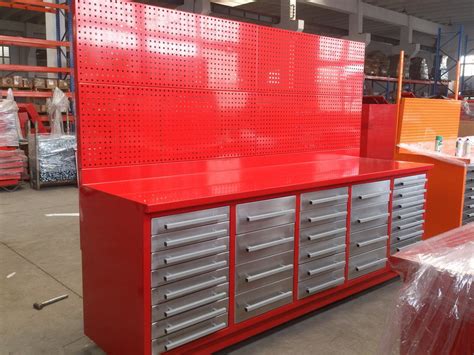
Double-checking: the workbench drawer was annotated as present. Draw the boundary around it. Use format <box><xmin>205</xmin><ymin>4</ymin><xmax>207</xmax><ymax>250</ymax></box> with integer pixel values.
<box><xmin>349</xmin><ymin>224</ymin><xmax>388</xmax><ymax>257</ymax></box>
<box><xmin>236</xmin><ymin>196</ymin><xmax>296</xmax><ymax>234</ymax></box>
<box><xmin>300</xmin><ymin>204</ymin><xmax>348</xmax><ymax>230</ymax></box>
<box><xmin>152</xmin><ymin>267</ymin><xmax>228</xmax><ymax>304</ymax></box>
<box><xmin>152</xmin><ymin>314</ymin><xmax>228</xmax><ymax>354</ymax></box>
<box><xmin>391</xmin><ymin>215</ymin><xmax>424</xmax><ymax>233</ymax></box>
<box><xmin>299</xmin><ymin>219</ymin><xmax>347</xmax><ymax>247</ymax></box>
<box><xmin>391</xmin><ymin>205</ymin><xmax>425</xmax><ymax>221</ymax></box>
<box><xmin>235</xmin><ymin>277</ymin><xmax>292</xmax><ymax>323</ymax></box>
<box><xmin>392</xmin><ymin>195</ymin><xmax>426</xmax><ymax>210</ymax></box>
<box><xmin>352</xmin><ymin>180</ymin><xmax>390</xmax><ymax>208</ymax></box>
<box><xmin>151</xmin><ymin>237</ymin><xmax>229</xmax><ymax>269</ymax></box>
<box><xmin>298</xmin><ymin>267</ymin><xmax>345</xmax><ymax>299</ymax></box>
<box><xmin>235</xmin><ymin>251</ymin><xmax>293</xmax><ymax>295</ymax></box>
<box><xmin>152</xmin><ymin>298</ymin><xmax>228</xmax><ymax>338</ymax></box>
<box><xmin>235</xmin><ymin>224</ymin><xmax>294</xmax><ymax>266</ymax></box>
<box><xmin>152</xmin><ymin>207</ymin><xmax>229</xmax><ymax>235</ymax></box>
<box><xmin>152</xmin><ymin>282</ymin><xmax>228</xmax><ymax>321</ymax></box>
<box><xmin>152</xmin><ymin>222</ymin><xmax>229</xmax><ymax>252</ymax></box>
<box><xmin>391</xmin><ymin>225</ymin><xmax>424</xmax><ymax>245</ymax></box>
<box><xmin>152</xmin><ymin>252</ymin><xmax>229</xmax><ymax>286</ymax></box>
<box><xmin>350</xmin><ymin>203</ymin><xmax>389</xmax><ymax>233</ymax></box>
<box><xmin>392</xmin><ymin>185</ymin><xmax>426</xmax><ymax>201</ymax></box>
<box><xmin>300</xmin><ymin>187</ymin><xmax>348</xmax><ymax>211</ymax></box>
<box><xmin>394</xmin><ymin>174</ymin><xmax>427</xmax><ymax>189</ymax></box>
<box><xmin>348</xmin><ymin>247</ymin><xmax>387</xmax><ymax>280</ymax></box>
<box><xmin>298</xmin><ymin>252</ymin><xmax>345</xmax><ymax>282</ymax></box>
<box><xmin>299</xmin><ymin>236</ymin><xmax>346</xmax><ymax>263</ymax></box>
<box><xmin>390</xmin><ymin>236</ymin><xmax>422</xmax><ymax>255</ymax></box>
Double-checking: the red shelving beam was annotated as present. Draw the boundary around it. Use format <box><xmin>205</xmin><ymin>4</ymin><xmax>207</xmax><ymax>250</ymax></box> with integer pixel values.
<box><xmin>0</xmin><ymin>35</ymin><xmax>69</xmax><ymax>49</ymax></box>
<box><xmin>0</xmin><ymin>0</ymin><xmax>68</xmax><ymax>13</ymax></box>
<box><xmin>0</xmin><ymin>64</ymin><xmax>71</xmax><ymax>73</ymax></box>
<box><xmin>0</xmin><ymin>90</ymin><xmax>73</xmax><ymax>98</ymax></box>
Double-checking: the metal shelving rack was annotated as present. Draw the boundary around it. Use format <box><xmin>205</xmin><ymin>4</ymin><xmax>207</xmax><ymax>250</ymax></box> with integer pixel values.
<box><xmin>461</xmin><ymin>35</ymin><xmax>474</xmax><ymax>98</ymax></box>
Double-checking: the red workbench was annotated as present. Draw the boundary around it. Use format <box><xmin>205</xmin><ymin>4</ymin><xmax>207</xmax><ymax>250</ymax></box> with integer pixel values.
<box><xmin>386</xmin><ymin>225</ymin><xmax>474</xmax><ymax>354</ymax></box>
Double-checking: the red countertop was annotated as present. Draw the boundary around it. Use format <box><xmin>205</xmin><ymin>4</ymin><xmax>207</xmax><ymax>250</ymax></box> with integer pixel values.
<box><xmin>82</xmin><ymin>154</ymin><xmax>432</xmax><ymax>213</ymax></box>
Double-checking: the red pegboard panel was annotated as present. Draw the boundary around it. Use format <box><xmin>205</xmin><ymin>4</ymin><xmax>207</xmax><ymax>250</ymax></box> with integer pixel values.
<box><xmin>75</xmin><ymin>0</ymin><xmax>365</xmax><ymax>169</ymax></box>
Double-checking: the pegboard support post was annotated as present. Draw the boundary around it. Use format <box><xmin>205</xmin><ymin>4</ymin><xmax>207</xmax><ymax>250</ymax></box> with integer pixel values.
<box><xmin>178</xmin><ymin>0</ymin><xmax>211</xmax><ymax>15</ymax></box>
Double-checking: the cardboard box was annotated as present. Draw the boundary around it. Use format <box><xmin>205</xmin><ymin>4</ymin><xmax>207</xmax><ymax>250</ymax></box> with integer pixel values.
<box><xmin>33</xmin><ymin>78</ymin><xmax>46</xmax><ymax>89</ymax></box>
<box><xmin>46</xmin><ymin>79</ymin><xmax>58</xmax><ymax>90</ymax></box>
<box><xmin>13</xmin><ymin>76</ymin><xmax>22</xmax><ymax>88</ymax></box>
<box><xmin>22</xmin><ymin>78</ymin><xmax>33</xmax><ymax>89</ymax></box>
<box><xmin>1</xmin><ymin>77</ymin><xmax>14</xmax><ymax>87</ymax></box>
<box><xmin>58</xmin><ymin>80</ymin><xmax>69</xmax><ymax>90</ymax></box>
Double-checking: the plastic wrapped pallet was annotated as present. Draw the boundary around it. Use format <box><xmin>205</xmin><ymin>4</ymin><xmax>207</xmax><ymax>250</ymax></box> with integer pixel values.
<box><xmin>47</xmin><ymin>87</ymin><xmax>69</xmax><ymax>136</ymax></box>
<box><xmin>0</xmin><ymin>89</ymin><xmax>22</xmax><ymax>146</ymax></box>
<box><xmin>380</xmin><ymin>225</ymin><xmax>474</xmax><ymax>354</ymax></box>
<box><xmin>364</xmin><ymin>51</ymin><xmax>389</xmax><ymax>76</ymax></box>
<box><xmin>388</xmin><ymin>54</ymin><xmax>410</xmax><ymax>79</ymax></box>
<box><xmin>409</xmin><ymin>57</ymin><xmax>429</xmax><ymax>80</ymax></box>
<box><xmin>33</xmin><ymin>134</ymin><xmax>77</xmax><ymax>185</ymax></box>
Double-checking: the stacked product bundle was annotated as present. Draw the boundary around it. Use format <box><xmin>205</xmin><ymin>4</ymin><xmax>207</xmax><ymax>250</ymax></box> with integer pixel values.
<box><xmin>0</xmin><ymin>89</ymin><xmax>24</xmax><ymax>188</ymax></box>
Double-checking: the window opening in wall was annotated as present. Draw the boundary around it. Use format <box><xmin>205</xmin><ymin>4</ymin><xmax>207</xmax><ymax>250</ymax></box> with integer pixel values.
<box><xmin>0</xmin><ymin>46</ymin><xmax>10</xmax><ymax>64</ymax></box>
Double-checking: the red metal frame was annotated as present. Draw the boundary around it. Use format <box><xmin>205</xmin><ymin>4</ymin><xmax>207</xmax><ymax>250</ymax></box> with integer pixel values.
<box><xmin>0</xmin><ymin>64</ymin><xmax>71</xmax><ymax>73</ymax></box>
<box><xmin>0</xmin><ymin>0</ymin><xmax>68</xmax><ymax>13</ymax></box>
<box><xmin>0</xmin><ymin>90</ymin><xmax>73</xmax><ymax>98</ymax></box>
<box><xmin>0</xmin><ymin>35</ymin><xmax>69</xmax><ymax>49</ymax></box>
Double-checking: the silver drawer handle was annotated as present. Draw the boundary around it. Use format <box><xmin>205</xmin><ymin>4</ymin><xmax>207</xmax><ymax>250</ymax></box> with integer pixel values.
<box><xmin>164</xmin><ymin>292</ymin><xmax>228</xmax><ymax>318</ymax></box>
<box><xmin>165</xmin><ymin>307</ymin><xmax>227</xmax><ymax>335</ymax></box>
<box><xmin>397</xmin><ymin>189</ymin><xmax>426</xmax><ymax>198</ymax></box>
<box><xmin>467</xmin><ymin>212</ymin><xmax>474</xmax><ymax>218</ymax></box>
<box><xmin>357</xmin><ymin>213</ymin><xmax>389</xmax><ymax>224</ymax></box>
<box><xmin>306</xmin><ymin>277</ymin><xmax>345</xmax><ymax>295</ymax></box>
<box><xmin>308</xmin><ymin>211</ymin><xmax>347</xmax><ymax>223</ymax></box>
<box><xmin>164</xmin><ymin>276</ymin><xmax>228</xmax><ymax>300</ymax></box>
<box><xmin>357</xmin><ymin>191</ymin><xmax>388</xmax><ymax>200</ymax></box>
<box><xmin>164</xmin><ymin>214</ymin><xmax>228</xmax><ymax>230</ymax></box>
<box><xmin>397</xmin><ymin>230</ymin><xmax>423</xmax><ymax>241</ymax></box>
<box><xmin>307</xmin><ymin>227</ymin><xmax>347</xmax><ymax>242</ymax></box>
<box><xmin>396</xmin><ymin>243</ymin><xmax>420</xmax><ymax>252</ymax></box>
<box><xmin>397</xmin><ymin>220</ymin><xmax>424</xmax><ymax>230</ymax></box>
<box><xmin>244</xmin><ymin>291</ymin><xmax>292</xmax><ymax>312</ymax></box>
<box><xmin>245</xmin><ymin>264</ymin><xmax>293</xmax><ymax>283</ymax></box>
<box><xmin>246</xmin><ymin>236</ymin><xmax>293</xmax><ymax>252</ymax></box>
<box><xmin>307</xmin><ymin>261</ymin><xmax>346</xmax><ymax>276</ymax></box>
<box><xmin>469</xmin><ymin>196</ymin><xmax>474</xmax><ymax>200</ymax></box>
<box><xmin>398</xmin><ymin>200</ymin><xmax>425</xmax><ymax>209</ymax></box>
<box><xmin>165</xmin><ymin>321</ymin><xmax>227</xmax><ymax>351</ymax></box>
<box><xmin>400</xmin><ymin>178</ymin><xmax>427</xmax><ymax>186</ymax></box>
<box><xmin>164</xmin><ymin>245</ymin><xmax>227</xmax><ymax>265</ymax></box>
<box><xmin>307</xmin><ymin>244</ymin><xmax>346</xmax><ymax>259</ymax></box>
<box><xmin>397</xmin><ymin>209</ymin><xmax>425</xmax><ymax>220</ymax></box>
<box><xmin>164</xmin><ymin>229</ymin><xmax>228</xmax><ymax>248</ymax></box>
<box><xmin>355</xmin><ymin>258</ymin><xmax>387</xmax><ymax>271</ymax></box>
<box><xmin>309</xmin><ymin>194</ymin><xmax>348</xmax><ymax>205</ymax></box>
<box><xmin>356</xmin><ymin>235</ymin><xmax>388</xmax><ymax>247</ymax></box>
<box><xmin>467</xmin><ymin>204</ymin><xmax>474</xmax><ymax>209</ymax></box>
<box><xmin>246</xmin><ymin>209</ymin><xmax>294</xmax><ymax>222</ymax></box>
<box><xmin>164</xmin><ymin>260</ymin><xmax>228</xmax><ymax>282</ymax></box>
<box><xmin>468</xmin><ymin>187</ymin><xmax>474</xmax><ymax>191</ymax></box>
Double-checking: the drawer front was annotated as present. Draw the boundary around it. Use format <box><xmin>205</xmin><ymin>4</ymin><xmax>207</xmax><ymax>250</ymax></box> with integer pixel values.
<box><xmin>301</xmin><ymin>187</ymin><xmax>349</xmax><ymax>211</ymax></box>
<box><xmin>350</xmin><ymin>224</ymin><xmax>388</xmax><ymax>257</ymax></box>
<box><xmin>298</xmin><ymin>267</ymin><xmax>345</xmax><ymax>299</ymax></box>
<box><xmin>236</xmin><ymin>196</ymin><xmax>296</xmax><ymax>234</ymax></box>
<box><xmin>392</xmin><ymin>195</ymin><xmax>426</xmax><ymax>210</ymax></box>
<box><xmin>298</xmin><ymin>252</ymin><xmax>346</xmax><ymax>282</ymax></box>
<box><xmin>394</xmin><ymin>174</ymin><xmax>427</xmax><ymax>189</ymax></box>
<box><xmin>299</xmin><ymin>219</ymin><xmax>347</xmax><ymax>247</ymax></box>
<box><xmin>152</xmin><ymin>222</ymin><xmax>229</xmax><ymax>252</ymax></box>
<box><xmin>300</xmin><ymin>205</ymin><xmax>348</xmax><ymax>230</ymax></box>
<box><xmin>235</xmin><ymin>224</ymin><xmax>294</xmax><ymax>266</ymax></box>
<box><xmin>391</xmin><ymin>215</ymin><xmax>424</xmax><ymax>233</ymax></box>
<box><xmin>152</xmin><ymin>252</ymin><xmax>229</xmax><ymax>287</ymax></box>
<box><xmin>152</xmin><ymin>298</ymin><xmax>228</xmax><ymax>339</ymax></box>
<box><xmin>152</xmin><ymin>207</ymin><xmax>229</xmax><ymax>235</ymax></box>
<box><xmin>391</xmin><ymin>225</ymin><xmax>424</xmax><ymax>245</ymax></box>
<box><xmin>235</xmin><ymin>277</ymin><xmax>292</xmax><ymax>323</ymax></box>
<box><xmin>299</xmin><ymin>236</ymin><xmax>346</xmax><ymax>263</ymax></box>
<box><xmin>348</xmin><ymin>247</ymin><xmax>387</xmax><ymax>280</ymax></box>
<box><xmin>151</xmin><ymin>237</ymin><xmax>229</xmax><ymax>269</ymax></box>
<box><xmin>152</xmin><ymin>314</ymin><xmax>228</xmax><ymax>354</ymax></box>
<box><xmin>152</xmin><ymin>283</ymin><xmax>228</xmax><ymax>321</ymax></box>
<box><xmin>235</xmin><ymin>251</ymin><xmax>293</xmax><ymax>295</ymax></box>
<box><xmin>352</xmin><ymin>180</ymin><xmax>390</xmax><ymax>208</ymax></box>
<box><xmin>392</xmin><ymin>185</ymin><xmax>426</xmax><ymax>201</ymax></box>
<box><xmin>391</xmin><ymin>205</ymin><xmax>425</xmax><ymax>221</ymax></box>
<box><xmin>152</xmin><ymin>268</ymin><xmax>228</xmax><ymax>304</ymax></box>
<box><xmin>390</xmin><ymin>236</ymin><xmax>422</xmax><ymax>255</ymax></box>
<box><xmin>350</xmin><ymin>203</ymin><xmax>389</xmax><ymax>233</ymax></box>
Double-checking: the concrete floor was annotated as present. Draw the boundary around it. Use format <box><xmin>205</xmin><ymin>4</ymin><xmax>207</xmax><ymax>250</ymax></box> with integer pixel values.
<box><xmin>0</xmin><ymin>185</ymin><xmax>401</xmax><ymax>355</ymax></box>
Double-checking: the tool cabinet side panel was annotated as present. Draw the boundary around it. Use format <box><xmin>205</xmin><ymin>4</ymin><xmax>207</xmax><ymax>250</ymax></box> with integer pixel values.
<box><xmin>80</xmin><ymin>186</ymin><xmax>148</xmax><ymax>355</ymax></box>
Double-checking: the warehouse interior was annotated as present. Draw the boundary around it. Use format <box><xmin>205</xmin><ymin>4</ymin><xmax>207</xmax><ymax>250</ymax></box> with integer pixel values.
<box><xmin>1</xmin><ymin>0</ymin><xmax>473</xmax><ymax>354</ymax></box>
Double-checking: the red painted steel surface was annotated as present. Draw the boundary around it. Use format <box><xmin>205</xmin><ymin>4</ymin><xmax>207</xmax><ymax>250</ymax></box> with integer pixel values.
<box><xmin>74</xmin><ymin>0</ymin><xmax>364</xmax><ymax>174</ymax></box>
